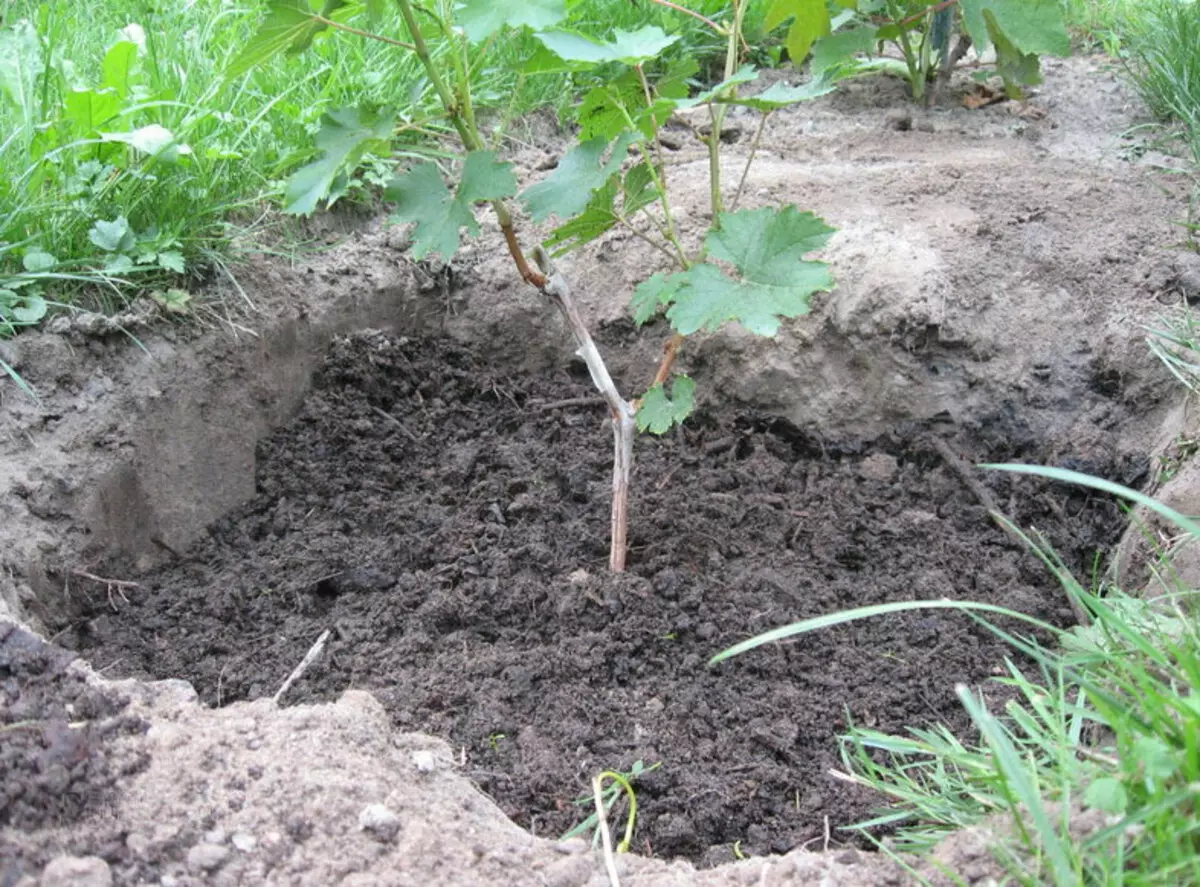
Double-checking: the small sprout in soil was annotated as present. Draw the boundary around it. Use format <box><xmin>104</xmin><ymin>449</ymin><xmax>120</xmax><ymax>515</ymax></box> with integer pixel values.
<box><xmin>562</xmin><ymin>760</ymin><xmax>661</xmax><ymax>852</ymax></box>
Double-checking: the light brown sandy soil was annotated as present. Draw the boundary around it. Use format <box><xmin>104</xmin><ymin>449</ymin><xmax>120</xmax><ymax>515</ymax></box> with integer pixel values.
<box><xmin>2</xmin><ymin>56</ymin><xmax>1198</xmax><ymax>884</ymax></box>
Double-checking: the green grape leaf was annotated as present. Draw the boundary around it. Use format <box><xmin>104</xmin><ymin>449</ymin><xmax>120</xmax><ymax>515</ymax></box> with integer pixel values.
<box><xmin>1082</xmin><ymin>777</ymin><xmax>1127</xmax><ymax>815</ymax></box>
<box><xmin>637</xmin><ymin>376</ymin><xmax>696</xmax><ymax>434</ymax></box>
<box><xmin>811</xmin><ymin>26</ymin><xmax>878</xmax><ymax>74</ymax></box>
<box><xmin>577</xmin><ymin>58</ymin><xmax>697</xmax><ymax>141</ymax></box>
<box><xmin>646</xmin><ymin>207</ymin><xmax>835</xmax><ymax>336</ymax></box>
<box><xmin>729</xmin><ymin>75</ymin><xmax>839</xmax><ymax>110</ymax></box>
<box><xmin>227</xmin><ymin>0</ymin><xmax>346</xmax><ymax>79</ymax></box>
<box><xmin>986</xmin><ymin>11</ymin><xmax>1041</xmax><ymax>97</ymax></box>
<box><xmin>542</xmin><ymin>179</ymin><xmax>619</xmax><ymax>255</ymax></box>
<box><xmin>765</xmin><ymin>0</ymin><xmax>831</xmax><ymax>65</ymax></box>
<box><xmin>622</xmin><ymin>160</ymin><xmax>659</xmax><ymax>216</ymax></box>
<box><xmin>959</xmin><ymin>0</ymin><xmax>1069</xmax><ymax>56</ymax></box>
<box><xmin>520</xmin><ymin>131</ymin><xmax>636</xmax><ymax>223</ymax></box>
<box><xmin>89</xmin><ymin>216</ymin><xmax>136</xmax><ymax>253</ymax></box>
<box><xmin>631</xmin><ymin>271</ymin><xmax>685</xmax><ymax>326</ymax></box>
<box><xmin>284</xmin><ymin>105</ymin><xmax>396</xmax><ymax>215</ymax></box>
<box><xmin>673</xmin><ymin>65</ymin><xmax>759</xmax><ymax>109</ymax></box>
<box><xmin>386</xmin><ymin>151</ymin><xmax>517</xmax><ymax>260</ymax></box>
<box><xmin>457</xmin><ymin>0</ymin><xmax>567</xmax><ymax>43</ymax></box>
<box><xmin>535</xmin><ymin>26</ymin><xmax>678</xmax><ymax>66</ymax></box>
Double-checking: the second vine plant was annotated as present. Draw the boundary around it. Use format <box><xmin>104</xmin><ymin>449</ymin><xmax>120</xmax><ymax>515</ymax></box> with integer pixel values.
<box><xmin>236</xmin><ymin>0</ymin><xmax>840</xmax><ymax>572</ymax></box>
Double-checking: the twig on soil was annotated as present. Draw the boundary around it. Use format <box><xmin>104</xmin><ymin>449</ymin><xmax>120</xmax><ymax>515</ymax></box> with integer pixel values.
<box><xmin>273</xmin><ymin>629</ymin><xmax>332</xmax><ymax>704</ymax></box>
<box><xmin>531</xmin><ymin>396</ymin><xmax>603</xmax><ymax>413</ymax></box>
<box><xmin>370</xmin><ymin>406</ymin><xmax>421</xmax><ymax>444</ymax></box>
<box><xmin>593</xmin><ymin>774</ymin><xmax>622</xmax><ymax>887</ymax></box>
<box><xmin>930</xmin><ymin>437</ymin><xmax>1004</xmax><ymax>517</ymax></box>
<box><xmin>71</xmin><ymin>568</ymin><xmax>139</xmax><ymax>612</ymax></box>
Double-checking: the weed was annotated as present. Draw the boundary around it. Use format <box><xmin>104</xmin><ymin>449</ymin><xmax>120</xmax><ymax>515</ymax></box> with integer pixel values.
<box><xmin>712</xmin><ymin>466</ymin><xmax>1200</xmax><ymax>882</ymax></box>
<box><xmin>562</xmin><ymin>760</ymin><xmax>661</xmax><ymax>851</ymax></box>
<box><xmin>1122</xmin><ymin>0</ymin><xmax>1200</xmax><ymax>166</ymax></box>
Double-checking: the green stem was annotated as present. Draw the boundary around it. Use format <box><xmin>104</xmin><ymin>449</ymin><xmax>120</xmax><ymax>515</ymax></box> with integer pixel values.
<box><xmin>730</xmin><ymin>110</ymin><xmax>769</xmax><ymax>212</ymax></box>
<box><xmin>707</xmin><ymin>0</ymin><xmax>747</xmax><ymax>220</ymax></box>
<box><xmin>393</xmin><ymin>0</ymin><xmax>542</xmax><ymax>285</ymax></box>
<box><xmin>885</xmin><ymin>0</ymin><xmax>924</xmax><ymax>99</ymax></box>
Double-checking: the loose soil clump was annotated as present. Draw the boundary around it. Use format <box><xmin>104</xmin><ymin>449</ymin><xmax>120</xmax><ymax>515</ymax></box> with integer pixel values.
<box><xmin>68</xmin><ymin>330</ymin><xmax>1136</xmax><ymax>863</ymax></box>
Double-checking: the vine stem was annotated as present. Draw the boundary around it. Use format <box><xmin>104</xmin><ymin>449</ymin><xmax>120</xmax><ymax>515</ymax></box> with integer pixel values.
<box><xmin>535</xmin><ymin>248</ymin><xmax>636</xmax><ymax>574</ymax></box>
<box><xmin>394</xmin><ymin>0</ymin><xmax>546</xmax><ymax>286</ymax></box>
<box><xmin>311</xmin><ymin>14</ymin><xmax>416</xmax><ymax>50</ymax></box>
<box><xmin>730</xmin><ymin>110</ymin><xmax>769</xmax><ymax>212</ymax></box>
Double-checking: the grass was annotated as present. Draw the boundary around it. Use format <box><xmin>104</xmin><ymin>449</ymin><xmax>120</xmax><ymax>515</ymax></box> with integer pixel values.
<box><xmin>0</xmin><ymin>0</ymin><xmax>770</xmax><ymax>336</ymax></box>
<box><xmin>1120</xmin><ymin>0</ymin><xmax>1200</xmax><ymax>167</ymax></box>
<box><xmin>713</xmin><ymin>462</ymin><xmax>1200</xmax><ymax>883</ymax></box>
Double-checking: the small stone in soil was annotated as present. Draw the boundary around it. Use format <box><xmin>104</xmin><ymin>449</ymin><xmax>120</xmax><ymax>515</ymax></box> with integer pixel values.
<box><xmin>359</xmin><ymin>803</ymin><xmax>402</xmax><ymax>841</ymax></box>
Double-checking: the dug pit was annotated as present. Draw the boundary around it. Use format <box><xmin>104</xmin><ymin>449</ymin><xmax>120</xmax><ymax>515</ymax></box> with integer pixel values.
<box><xmin>69</xmin><ymin>329</ymin><xmax>1146</xmax><ymax>862</ymax></box>
<box><xmin>1</xmin><ymin>57</ymin><xmax>1195</xmax><ymax>884</ymax></box>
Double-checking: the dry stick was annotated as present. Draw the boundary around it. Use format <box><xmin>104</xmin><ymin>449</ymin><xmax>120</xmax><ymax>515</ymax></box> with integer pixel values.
<box><xmin>72</xmin><ymin>568</ymin><xmax>139</xmax><ymax>612</ymax></box>
<box><xmin>931</xmin><ymin>438</ymin><xmax>1092</xmax><ymax>628</ymax></box>
<box><xmin>370</xmin><ymin>405</ymin><xmax>421</xmax><ymax>444</ymax></box>
<box><xmin>531</xmin><ymin>397</ymin><xmax>603</xmax><ymax>413</ymax></box>
<box><xmin>593</xmin><ymin>775</ymin><xmax>623</xmax><ymax>887</ymax></box>
<box><xmin>273</xmin><ymin>629</ymin><xmax>332</xmax><ymax>705</ymax></box>
<box><xmin>534</xmin><ymin>247</ymin><xmax>636</xmax><ymax>573</ymax></box>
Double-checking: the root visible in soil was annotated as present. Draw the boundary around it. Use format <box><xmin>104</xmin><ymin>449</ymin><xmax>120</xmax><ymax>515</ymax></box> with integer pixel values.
<box><xmin>67</xmin><ymin>331</ymin><xmax>1132</xmax><ymax>863</ymax></box>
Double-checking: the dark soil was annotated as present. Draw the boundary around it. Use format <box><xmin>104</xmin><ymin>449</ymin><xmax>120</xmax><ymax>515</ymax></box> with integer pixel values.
<box><xmin>0</xmin><ymin>622</ymin><xmax>148</xmax><ymax>879</ymax></box>
<box><xmin>67</xmin><ymin>330</ymin><xmax>1134</xmax><ymax>863</ymax></box>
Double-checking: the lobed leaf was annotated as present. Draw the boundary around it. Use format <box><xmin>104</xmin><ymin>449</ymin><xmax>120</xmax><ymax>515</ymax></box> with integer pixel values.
<box><xmin>729</xmin><ymin>75</ymin><xmax>839</xmax><ymax>110</ymax></box>
<box><xmin>457</xmin><ymin>0</ymin><xmax>567</xmax><ymax>43</ymax></box>
<box><xmin>766</xmin><ymin>0</ymin><xmax>831</xmax><ymax>66</ymax></box>
<box><xmin>227</xmin><ymin>0</ymin><xmax>346</xmax><ymax>79</ymax></box>
<box><xmin>542</xmin><ymin>160</ymin><xmax>661</xmax><ymax>256</ymax></box>
<box><xmin>386</xmin><ymin>151</ymin><xmax>517</xmax><ymax>260</ymax></box>
<box><xmin>285</xmin><ymin>105</ymin><xmax>396</xmax><ymax>215</ymax></box>
<box><xmin>637</xmin><ymin>376</ymin><xmax>696</xmax><ymax>434</ymax></box>
<box><xmin>534</xmin><ymin>26</ymin><xmax>678</xmax><ymax>66</ymax></box>
<box><xmin>959</xmin><ymin>0</ymin><xmax>1069</xmax><ymax>57</ymax></box>
<box><xmin>521</xmin><ymin>131</ymin><xmax>636</xmax><ymax>223</ymax></box>
<box><xmin>635</xmin><ymin>207</ymin><xmax>835</xmax><ymax>336</ymax></box>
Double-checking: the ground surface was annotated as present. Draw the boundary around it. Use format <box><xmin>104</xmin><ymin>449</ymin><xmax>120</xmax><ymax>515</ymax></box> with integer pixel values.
<box><xmin>1</xmin><ymin>56</ymin><xmax>1196</xmax><ymax>885</ymax></box>
<box><xmin>71</xmin><ymin>330</ymin><xmax>1132</xmax><ymax>862</ymax></box>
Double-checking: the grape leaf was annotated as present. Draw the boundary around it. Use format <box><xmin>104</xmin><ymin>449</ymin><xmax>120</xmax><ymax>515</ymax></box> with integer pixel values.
<box><xmin>457</xmin><ymin>0</ymin><xmax>567</xmax><ymax>43</ymax></box>
<box><xmin>156</xmin><ymin>250</ymin><xmax>187</xmax><ymax>274</ymax></box>
<box><xmin>729</xmin><ymin>75</ymin><xmax>839</xmax><ymax>110</ymax></box>
<box><xmin>521</xmin><ymin>131</ymin><xmax>636</xmax><ymax>223</ymax></box>
<box><xmin>811</xmin><ymin>26</ymin><xmax>878</xmax><ymax>74</ymax></box>
<box><xmin>578</xmin><ymin>58</ymin><xmax>697</xmax><ymax>141</ymax></box>
<box><xmin>673</xmin><ymin>65</ymin><xmax>759</xmax><ymax>109</ymax></box>
<box><xmin>227</xmin><ymin>0</ymin><xmax>346</xmax><ymax>79</ymax></box>
<box><xmin>535</xmin><ymin>26</ymin><xmax>678</xmax><ymax>66</ymax></box>
<box><xmin>985</xmin><ymin>11</ymin><xmax>1043</xmax><ymax>97</ymax></box>
<box><xmin>285</xmin><ymin>105</ymin><xmax>396</xmax><ymax>215</ymax></box>
<box><xmin>386</xmin><ymin>151</ymin><xmax>517</xmax><ymax>260</ymax></box>
<box><xmin>637</xmin><ymin>376</ymin><xmax>696</xmax><ymax>434</ymax></box>
<box><xmin>765</xmin><ymin>0</ymin><xmax>831</xmax><ymax>65</ymax></box>
<box><xmin>635</xmin><ymin>207</ymin><xmax>835</xmax><ymax>336</ymax></box>
<box><xmin>542</xmin><ymin>179</ymin><xmax>619</xmax><ymax>256</ymax></box>
<box><xmin>542</xmin><ymin>160</ymin><xmax>660</xmax><ymax>255</ymax></box>
<box><xmin>959</xmin><ymin>0</ymin><xmax>1069</xmax><ymax>56</ymax></box>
